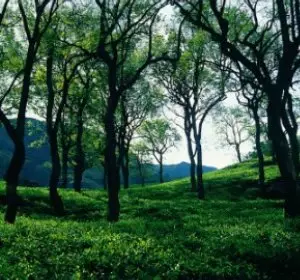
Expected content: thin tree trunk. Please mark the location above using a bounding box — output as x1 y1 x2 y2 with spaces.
136 157 145 187
235 143 242 163
268 93 298 217
60 121 69 188
159 154 164 184
46 48 64 215
184 110 197 192
187 141 196 191
253 108 265 189
73 103 85 193
48 132 64 215
122 147 130 189
196 139 204 199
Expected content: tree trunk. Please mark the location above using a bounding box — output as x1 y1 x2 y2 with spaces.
268 93 298 217
235 144 242 163
73 155 84 193
122 147 130 189
136 157 145 187
196 140 204 199
73 106 85 193
105 109 120 221
101 161 107 190
60 121 69 188
48 131 64 215
253 108 265 188
184 112 197 192
281 92 299 176
3 42 36 223
61 150 69 188
4 141 25 223
159 154 164 184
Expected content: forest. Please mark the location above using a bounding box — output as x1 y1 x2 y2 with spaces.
0 0 300 279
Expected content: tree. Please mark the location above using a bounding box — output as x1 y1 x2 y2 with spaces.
154 30 227 198
214 106 251 163
173 0 300 217
237 86 266 187
117 80 164 189
131 142 152 187
62 0 182 221
138 119 180 183
0 0 59 223
72 65 95 193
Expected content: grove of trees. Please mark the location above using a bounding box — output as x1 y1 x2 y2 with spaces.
0 0 300 223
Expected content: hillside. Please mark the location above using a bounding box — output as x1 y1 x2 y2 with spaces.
0 119 216 188
1 160 300 279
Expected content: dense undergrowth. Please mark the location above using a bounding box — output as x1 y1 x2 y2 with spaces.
0 160 300 279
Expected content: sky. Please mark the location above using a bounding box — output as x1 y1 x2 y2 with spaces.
162 96 253 169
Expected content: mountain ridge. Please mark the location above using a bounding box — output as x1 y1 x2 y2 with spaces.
0 118 217 188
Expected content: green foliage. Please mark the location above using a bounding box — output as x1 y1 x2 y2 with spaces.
0 161 299 279
138 119 181 160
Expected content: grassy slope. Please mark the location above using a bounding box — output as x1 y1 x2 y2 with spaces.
0 160 300 279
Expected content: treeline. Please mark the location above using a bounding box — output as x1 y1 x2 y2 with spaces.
0 0 299 223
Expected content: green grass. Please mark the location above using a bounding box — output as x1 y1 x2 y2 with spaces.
0 159 300 279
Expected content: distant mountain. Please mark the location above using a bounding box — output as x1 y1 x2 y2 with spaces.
158 161 216 182
0 119 217 188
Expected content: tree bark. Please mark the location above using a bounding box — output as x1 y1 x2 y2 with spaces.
252 108 265 188
268 92 298 217
196 139 204 199
136 157 145 187
281 91 299 176
105 107 120 221
46 48 64 215
4 141 25 223
184 109 197 192
4 42 35 223
159 154 164 184
48 131 64 215
73 102 85 193
186 132 196 192
122 147 130 189
60 121 70 188
235 143 242 163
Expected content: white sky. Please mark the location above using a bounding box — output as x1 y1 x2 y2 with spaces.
163 95 253 168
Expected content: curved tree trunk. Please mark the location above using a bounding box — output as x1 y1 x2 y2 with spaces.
3 42 35 223
253 108 265 188
268 94 298 217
